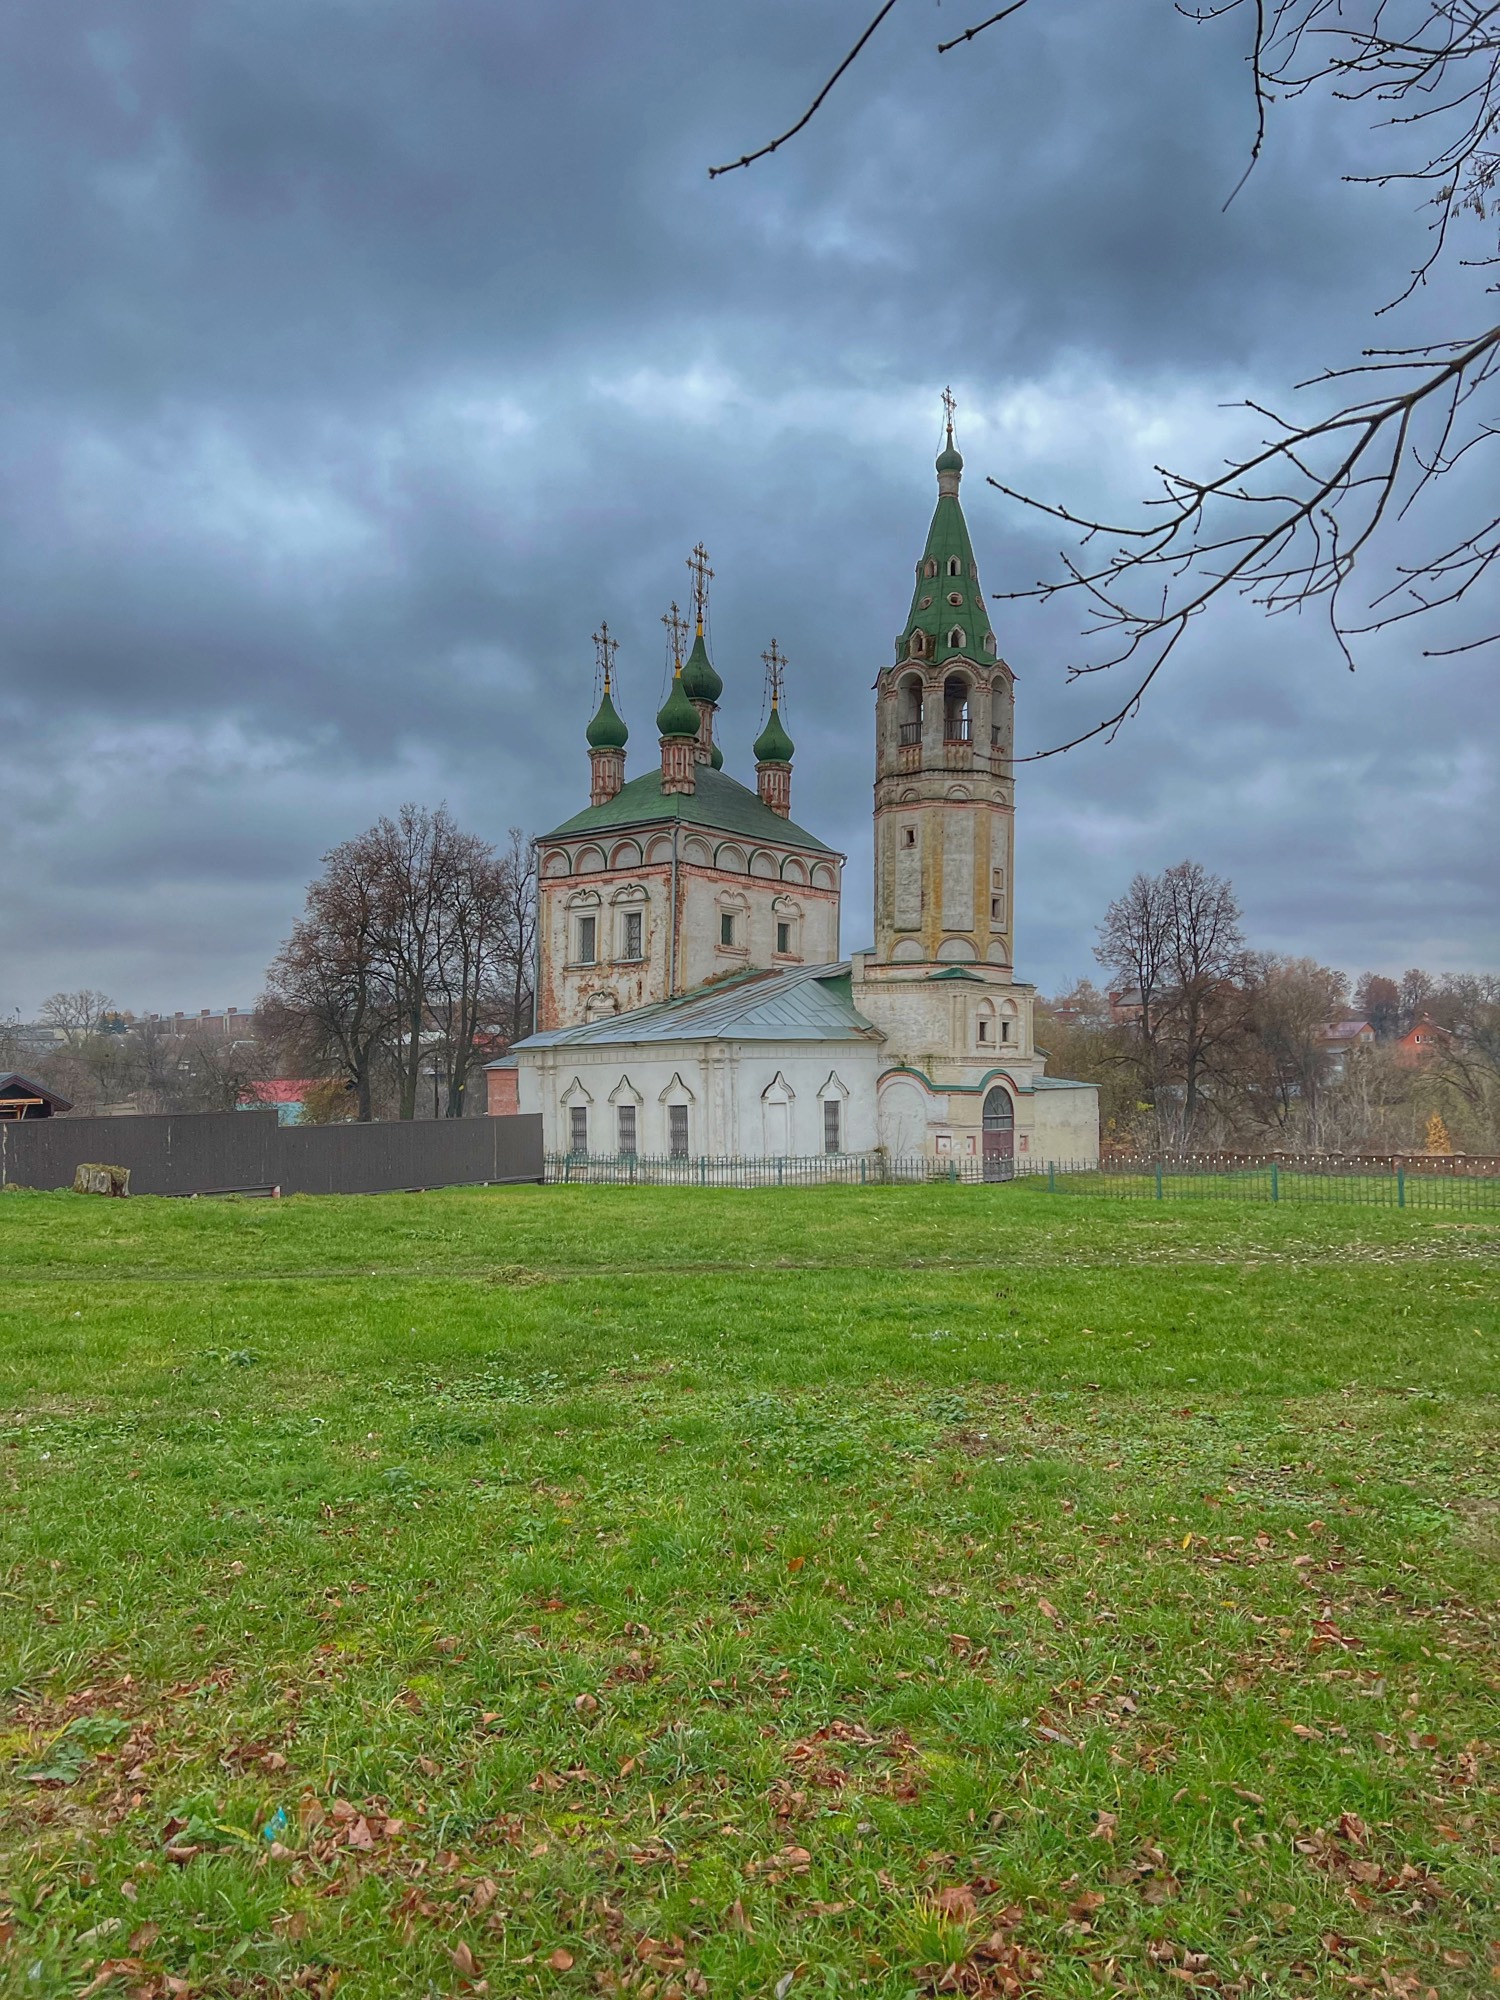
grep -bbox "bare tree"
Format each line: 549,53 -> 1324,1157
1096,860 -> 1247,1144
492,826 -> 537,1047
259,831 -> 396,1122
1354,971 -> 1402,1038
1242,955 -> 1348,1143
39,989 -> 117,1047
261,805 -> 528,1122
713,1 -> 1500,751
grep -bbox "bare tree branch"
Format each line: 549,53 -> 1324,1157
708,0 -> 900,178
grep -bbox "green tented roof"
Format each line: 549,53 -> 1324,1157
894,450 -> 996,667
541,764 -> 833,852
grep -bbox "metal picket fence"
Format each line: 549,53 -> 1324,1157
543,1151 -> 1500,1209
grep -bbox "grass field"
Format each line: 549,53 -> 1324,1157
1,1185 -> 1496,2000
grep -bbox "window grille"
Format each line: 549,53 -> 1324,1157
577,914 -> 596,965
776,921 -> 791,954
668,1104 -> 689,1157
622,910 -> 642,960
823,1100 -> 841,1154
617,1103 -> 637,1155
569,1105 -> 588,1153
720,912 -> 736,948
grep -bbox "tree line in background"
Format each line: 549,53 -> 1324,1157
5,808 -> 536,1122
1039,861 -> 1500,1157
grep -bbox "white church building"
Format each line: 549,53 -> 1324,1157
489,418 -> 1100,1174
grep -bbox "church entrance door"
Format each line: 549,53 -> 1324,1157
982,1086 -> 1014,1182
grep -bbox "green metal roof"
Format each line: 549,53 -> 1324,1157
894,448 -> 995,668
753,700 -> 794,765
655,668 -> 700,739
511,961 -> 877,1051
681,626 -> 723,704
541,763 -> 833,852
585,683 -> 628,750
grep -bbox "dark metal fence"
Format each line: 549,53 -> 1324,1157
0,1111 -> 542,1197
543,1150 -> 1500,1209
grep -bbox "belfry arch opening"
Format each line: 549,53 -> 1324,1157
897,673 -> 923,746
943,675 -> 972,745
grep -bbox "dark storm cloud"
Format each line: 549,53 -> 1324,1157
0,0 -> 1493,1015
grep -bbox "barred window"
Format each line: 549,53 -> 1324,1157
569,1105 -> 588,1154
668,1104 -> 689,1157
622,910 -> 643,960
823,1099 -> 841,1154
577,914 -> 597,965
617,1103 -> 637,1155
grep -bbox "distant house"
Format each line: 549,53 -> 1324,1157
238,1079 -> 321,1126
1315,1018 -> 1376,1080
1395,1017 -> 1454,1068
0,1073 -> 73,1120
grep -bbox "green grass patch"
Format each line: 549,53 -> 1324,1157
1,1186 -> 1496,1997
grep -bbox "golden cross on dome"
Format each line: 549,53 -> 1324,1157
686,542 -> 714,633
761,637 -> 787,706
662,601 -> 688,671
941,384 -> 957,442
592,619 -> 618,690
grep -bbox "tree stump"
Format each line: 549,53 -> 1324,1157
73,1163 -> 130,1197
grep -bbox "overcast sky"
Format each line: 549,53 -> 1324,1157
2,0 -> 1495,1021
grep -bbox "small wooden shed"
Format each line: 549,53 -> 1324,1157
0,1073 -> 73,1120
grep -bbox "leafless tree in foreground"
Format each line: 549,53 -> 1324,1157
713,1 -> 1499,753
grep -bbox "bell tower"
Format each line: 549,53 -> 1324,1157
869,396 -> 1015,972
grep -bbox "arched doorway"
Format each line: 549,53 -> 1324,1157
982,1085 -> 1014,1182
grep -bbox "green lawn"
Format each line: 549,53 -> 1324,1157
1,1185 -> 1495,2000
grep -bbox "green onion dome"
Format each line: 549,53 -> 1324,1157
681,627 -> 724,704
656,668 -> 701,739
709,740 -> 724,770
585,682 -> 628,750
753,700 -> 794,765
936,437 -> 963,475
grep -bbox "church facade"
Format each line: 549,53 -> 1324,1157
492,427 -> 1100,1171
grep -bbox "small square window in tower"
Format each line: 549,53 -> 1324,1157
569,1105 -> 588,1154
577,914 -> 597,965
823,1099 -> 842,1154
617,1103 -> 637,1156
720,912 -> 736,948
668,1104 -> 689,1158
622,910 -> 643,960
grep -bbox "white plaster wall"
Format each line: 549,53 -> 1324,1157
518,1039 -> 881,1157
1029,1086 -> 1101,1166
678,870 -> 840,993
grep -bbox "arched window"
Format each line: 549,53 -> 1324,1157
976,1001 -> 996,1048
908,629 -> 926,658
947,627 -> 966,651
924,558 -> 938,579
947,557 -> 961,576
943,675 -> 972,744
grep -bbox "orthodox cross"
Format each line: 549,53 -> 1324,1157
941,384 -> 957,443
662,600 -> 688,672
761,637 -> 787,708
592,619 -> 618,693
686,542 -> 714,633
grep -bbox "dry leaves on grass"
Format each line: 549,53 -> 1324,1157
1295,1812 -> 1447,1912
915,1929 -> 1042,1998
